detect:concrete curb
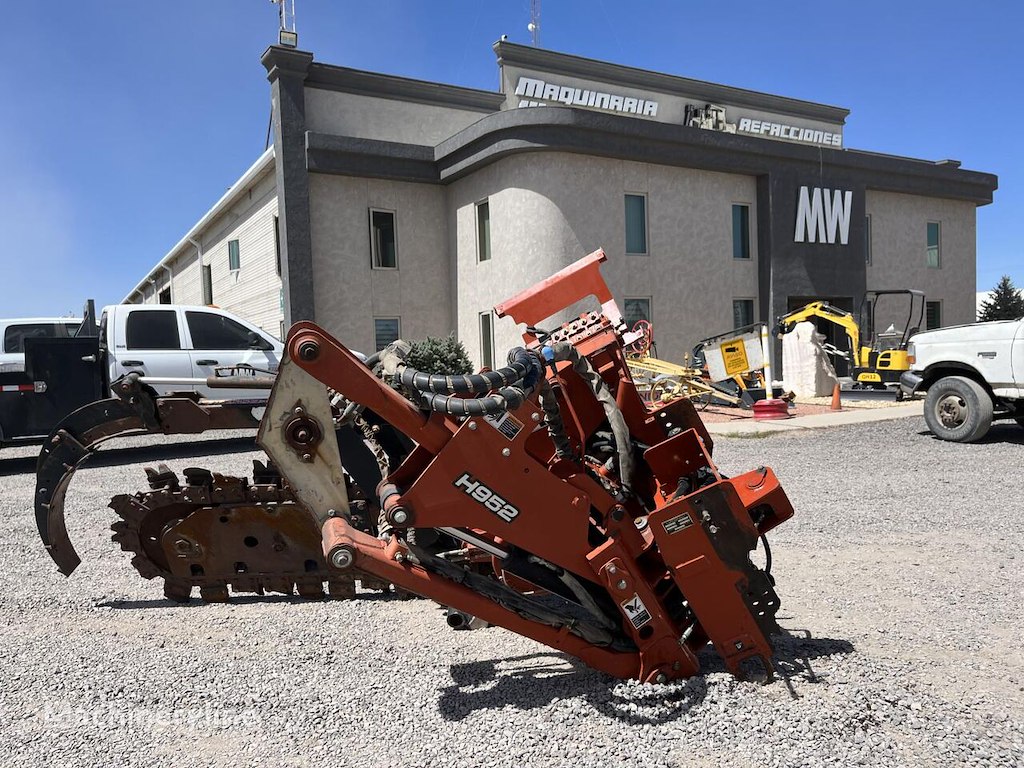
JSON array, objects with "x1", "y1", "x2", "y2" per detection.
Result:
[{"x1": 704, "y1": 401, "x2": 924, "y2": 437}]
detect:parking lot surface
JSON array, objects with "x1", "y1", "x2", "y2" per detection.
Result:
[{"x1": 1, "y1": 418, "x2": 1021, "y2": 767}]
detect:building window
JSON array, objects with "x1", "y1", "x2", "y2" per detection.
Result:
[
  {"x1": 374, "y1": 317, "x2": 400, "y2": 351},
  {"x1": 126, "y1": 310, "x2": 180, "y2": 350},
  {"x1": 476, "y1": 200, "x2": 491, "y2": 263},
  {"x1": 479, "y1": 311, "x2": 494, "y2": 369},
  {"x1": 370, "y1": 209, "x2": 398, "y2": 269},
  {"x1": 732, "y1": 204, "x2": 750, "y2": 260},
  {"x1": 864, "y1": 214, "x2": 872, "y2": 265},
  {"x1": 624, "y1": 194, "x2": 648, "y2": 255},
  {"x1": 926, "y1": 301, "x2": 942, "y2": 330},
  {"x1": 926, "y1": 222, "x2": 941, "y2": 268},
  {"x1": 158, "y1": 287, "x2": 171, "y2": 304},
  {"x1": 202, "y1": 265, "x2": 213, "y2": 305},
  {"x1": 274, "y1": 216, "x2": 281, "y2": 276},
  {"x1": 623, "y1": 297, "x2": 651, "y2": 329},
  {"x1": 228, "y1": 239, "x2": 240, "y2": 271},
  {"x1": 733, "y1": 299, "x2": 754, "y2": 330}
]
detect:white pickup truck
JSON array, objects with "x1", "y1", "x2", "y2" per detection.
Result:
[
  {"x1": 0, "y1": 317, "x2": 82, "y2": 372},
  {"x1": 900, "y1": 318, "x2": 1024, "y2": 442},
  {"x1": 99, "y1": 303, "x2": 283, "y2": 399},
  {"x1": 0, "y1": 303, "x2": 283, "y2": 447}
]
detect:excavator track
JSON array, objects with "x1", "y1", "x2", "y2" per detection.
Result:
[{"x1": 109, "y1": 462, "x2": 391, "y2": 603}]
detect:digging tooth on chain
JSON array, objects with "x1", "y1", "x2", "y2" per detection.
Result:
[{"x1": 109, "y1": 467, "x2": 394, "y2": 603}]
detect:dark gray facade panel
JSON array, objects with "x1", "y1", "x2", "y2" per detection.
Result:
[
  {"x1": 755, "y1": 174, "x2": 773, "y2": 324},
  {"x1": 767, "y1": 172, "x2": 868, "y2": 314},
  {"x1": 306, "y1": 63, "x2": 505, "y2": 112},
  {"x1": 306, "y1": 133, "x2": 439, "y2": 183},
  {"x1": 494, "y1": 41, "x2": 850, "y2": 125},
  {"x1": 263, "y1": 46, "x2": 316, "y2": 324},
  {"x1": 305, "y1": 106, "x2": 996, "y2": 206},
  {"x1": 434, "y1": 108, "x2": 996, "y2": 202}
]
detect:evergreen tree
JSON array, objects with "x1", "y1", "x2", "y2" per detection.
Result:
[
  {"x1": 406, "y1": 333, "x2": 473, "y2": 374},
  {"x1": 978, "y1": 275, "x2": 1024, "y2": 322}
]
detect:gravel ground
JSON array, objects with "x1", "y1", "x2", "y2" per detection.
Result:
[{"x1": 1, "y1": 418, "x2": 1022, "y2": 767}]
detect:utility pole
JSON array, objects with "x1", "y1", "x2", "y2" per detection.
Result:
[{"x1": 271, "y1": 0, "x2": 298, "y2": 47}]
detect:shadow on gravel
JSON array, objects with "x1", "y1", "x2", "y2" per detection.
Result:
[
  {"x1": 0, "y1": 436, "x2": 259, "y2": 477},
  {"x1": 439, "y1": 631, "x2": 855, "y2": 721},
  {"x1": 771, "y1": 628, "x2": 855, "y2": 699},
  {"x1": 916, "y1": 423, "x2": 1024, "y2": 445},
  {"x1": 95, "y1": 587, "x2": 411, "y2": 610},
  {"x1": 439, "y1": 652, "x2": 706, "y2": 724},
  {"x1": 97, "y1": 594, "x2": 306, "y2": 610}
]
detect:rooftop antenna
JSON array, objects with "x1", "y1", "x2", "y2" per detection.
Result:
[
  {"x1": 271, "y1": 0, "x2": 298, "y2": 48},
  {"x1": 528, "y1": 0, "x2": 540, "y2": 47}
]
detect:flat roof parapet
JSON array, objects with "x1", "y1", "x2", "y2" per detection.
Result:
[{"x1": 494, "y1": 40, "x2": 850, "y2": 125}]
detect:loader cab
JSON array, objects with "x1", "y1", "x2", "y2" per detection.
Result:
[
  {"x1": 858, "y1": 290, "x2": 925, "y2": 359},
  {"x1": 855, "y1": 289, "x2": 925, "y2": 384}
]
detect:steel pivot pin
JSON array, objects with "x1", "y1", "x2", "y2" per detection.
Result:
[{"x1": 330, "y1": 547, "x2": 354, "y2": 570}]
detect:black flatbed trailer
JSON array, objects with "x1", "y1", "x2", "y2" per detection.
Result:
[{"x1": 0, "y1": 302, "x2": 104, "y2": 448}]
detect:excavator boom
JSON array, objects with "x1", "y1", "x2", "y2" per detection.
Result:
[{"x1": 774, "y1": 301, "x2": 863, "y2": 368}]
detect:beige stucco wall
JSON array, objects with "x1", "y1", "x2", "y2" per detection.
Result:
[
  {"x1": 449, "y1": 152, "x2": 759, "y2": 366},
  {"x1": 308, "y1": 174, "x2": 452, "y2": 354},
  {"x1": 305, "y1": 89, "x2": 489, "y2": 146},
  {"x1": 866, "y1": 190, "x2": 977, "y2": 331}
]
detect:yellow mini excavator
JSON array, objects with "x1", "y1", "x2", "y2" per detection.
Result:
[{"x1": 774, "y1": 289, "x2": 925, "y2": 389}]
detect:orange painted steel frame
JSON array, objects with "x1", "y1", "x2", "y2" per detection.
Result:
[{"x1": 290, "y1": 249, "x2": 794, "y2": 683}]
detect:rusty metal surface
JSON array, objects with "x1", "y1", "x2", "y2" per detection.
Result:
[
  {"x1": 35, "y1": 375, "x2": 262, "y2": 575},
  {"x1": 278, "y1": 250, "x2": 796, "y2": 684},
  {"x1": 109, "y1": 466, "x2": 383, "y2": 602},
  {"x1": 153, "y1": 397, "x2": 261, "y2": 433},
  {"x1": 205, "y1": 375, "x2": 278, "y2": 390}
]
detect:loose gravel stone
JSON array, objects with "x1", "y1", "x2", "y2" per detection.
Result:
[{"x1": 0, "y1": 418, "x2": 1021, "y2": 767}]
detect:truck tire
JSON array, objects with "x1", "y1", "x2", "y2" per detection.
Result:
[{"x1": 923, "y1": 376, "x2": 993, "y2": 443}]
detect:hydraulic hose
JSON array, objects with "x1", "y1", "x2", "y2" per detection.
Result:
[
  {"x1": 544, "y1": 341, "x2": 634, "y2": 494},
  {"x1": 417, "y1": 386, "x2": 528, "y2": 417},
  {"x1": 398, "y1": 358, "x2": 532, "y2": 395},
  {"x1": 538, "y1": 381, "x2": 573, "y2": 459},
  {"x1": 384, "y1": 345, "x2": 543, "y2": 417}
]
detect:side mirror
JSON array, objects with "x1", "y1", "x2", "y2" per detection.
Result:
[{"x1": 248, "y1": 331, "x2": 275, "y2": 351}]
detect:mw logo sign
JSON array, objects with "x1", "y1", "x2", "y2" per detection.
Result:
[{"x1": 794, "y1": 186, "x2": 853, "y2": 245}]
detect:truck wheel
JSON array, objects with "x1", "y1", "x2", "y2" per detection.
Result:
[{"x1": 923, "y1": 376, "x2": 993, "y2": 443}]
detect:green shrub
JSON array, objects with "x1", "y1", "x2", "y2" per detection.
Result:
[{"x1": 406, "y1": 334, "x2": 474, "y2": 374}]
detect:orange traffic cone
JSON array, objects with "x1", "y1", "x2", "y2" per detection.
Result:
[{"x1": 830, "y1": 382, "x2": 842, "y2": 411}]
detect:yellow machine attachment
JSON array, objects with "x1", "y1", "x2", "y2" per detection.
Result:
[
  {"x1": 626, "y1": 355, "x2": 752, "y2": 407},
  {"x1": 625, "y1": 320, "x2": 760, "y2": 408},
  {"x1": 774, "y1": 290, "x2": 925, "y2": 388}
]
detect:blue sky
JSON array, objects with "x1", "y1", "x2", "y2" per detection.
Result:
[{"x1": 2, "y1": 1, "x2": 1020, "y2": 316}]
